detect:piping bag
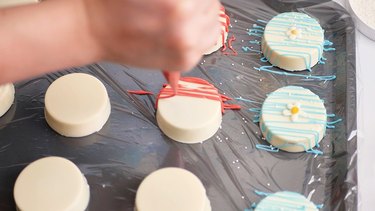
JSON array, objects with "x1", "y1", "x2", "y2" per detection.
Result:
[
  {"x1": 162, "y1": 71, "x2": 180, "y2": 94},
  {"x1": 161, "y1": 4, "x2": 225, "y2": 94}
]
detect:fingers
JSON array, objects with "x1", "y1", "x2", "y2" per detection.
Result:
[
  {"x1": 162, "y1": 0, "x2": 222, "y2": 71},
  {"x1": 88, "y1": 0, "x2": 225, "y2": 72},
  {"x1": 180, "y1": 0, "x2": 221, "y2": 55},
  {"x1": 194, "y1": 0, "x2": 222, "y2": 54}
]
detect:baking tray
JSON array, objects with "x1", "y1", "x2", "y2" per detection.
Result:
[{"x1": 0, "y1": 0, "x2": 356, "y2": 210}]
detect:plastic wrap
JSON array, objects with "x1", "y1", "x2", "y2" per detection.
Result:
[{"x1": 0, "y1": 0, "x2": 356, "y2": 210}]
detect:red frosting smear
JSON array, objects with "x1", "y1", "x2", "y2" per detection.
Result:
[
  {"x1": 220, "y1": 6, "x2": 230, "y2": 51},
  {"x1": 156, "y1": 77, "x2": 240, "y2": 113},
  {"x1": 219, "y1": 6, "x2": 237, "y2": 56},
  {"x1": 223, "y1": 35, "x2": 238, "y2": 56},
  {"x1": 127, "y1": 90, "x2": 153, "y2": 95}
]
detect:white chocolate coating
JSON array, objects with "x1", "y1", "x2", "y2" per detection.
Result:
[
  {"x1": 262, "y1": 12, "x2": 324, "y2": 71},
  {"x1": 14, "y1": 157, "x2": 90, "y2": 211},
  {"x1": 135, "y1": 168, "x2": 211, "y2": 211},
  {"x1": 204, "y1": 8, "x2": 229, "y2": 55},
  {"x1": 0, "y1": 0, "x2": 39, "y2": 8},
  {"x1": 156, "y1": 79, "x2": 222, "y2": 144},
  {"x1": 260, "y1": 86, "x2": 327, "y2": 152},
  {"x1": 45, "y1": 73, "x2": 111, "y2": 137},
  {"x1": 0, "y1": 83, "x2": 15, "y2": 117},
  {"x1": 204, "y1": 31, "x2": 228, "y2": 55},
  {"x1": 255, "y1": 191, "x2": 318, "y2": 211}
]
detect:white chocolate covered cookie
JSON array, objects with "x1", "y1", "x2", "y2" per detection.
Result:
[
  {"x1": 14, "y1": 157, "x2": 90, "y2": 211},
  {"x1": 0, "y1": 83, "x2": 15, "y2": 118},
  {"x1": 260, "y1": 86, "x2": 327, "y2": 152},
  {"x1": 156, "y1": 77, "x2": 223, "y2": 143},
  {"x1": 0, "y1": 0, "x2": 39, "y2": 8},
  {"x1": 255, "y1": 191, "x2": 318, "y2": 211},
  {"x1": 204, "y1": 6, "x2": 230, "y2": 55},
  {"x1": 262, "y1": 12, "x2": 324, "y2": 71},
  {"x1": 45, "y1": 73, "x2": 111, "y2": 137},
  {"x1": 135, "y1": 168, "x2": 211, "y2": 211}
]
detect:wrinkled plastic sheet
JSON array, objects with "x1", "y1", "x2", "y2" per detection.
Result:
[{"x1": 0, "y1": 0, "x2": 356, "y2": 210}]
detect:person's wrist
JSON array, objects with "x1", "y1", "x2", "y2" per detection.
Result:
[{"x1": 74, "y1": 0, "x2": 104, "y2": 63}]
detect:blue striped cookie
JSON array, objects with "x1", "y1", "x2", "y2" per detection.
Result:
[
  {"x1": 260, "y1": 86, "x2": 327, "y2": 152},
  {"x1": 255, "y1": 191, "x2": 318, "y2": 211},
  {"x1": 262, "y1": 12, "x2": 324, "y2": 71}
]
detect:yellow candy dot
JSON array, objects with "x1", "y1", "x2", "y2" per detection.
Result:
[
  {"x1": 291, "y1": 29, "x2": 299, "y2": 35},
  {"x1": 291, "y1": 106, "x2": 299, "y2": 114}
]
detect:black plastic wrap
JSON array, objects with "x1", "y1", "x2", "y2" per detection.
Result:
[{"x1": 0, "y1": 0, "x2": 356, "y2": 210}]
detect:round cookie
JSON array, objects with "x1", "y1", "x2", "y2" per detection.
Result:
[
  {"x1": 204, "y1": 6, "x2": 230, "y2": 55},
  {"x1": 261, "y1": 12, "x2": 324, "y2": 71},
  {"x1": 14, "y1": 157, "x2": 90, "y2": 211},
  {"x1": 156, "y1": 77, "x2": 223, "y2": 144},
  {"x1": 0, "y1": 83, "x2": 15, "y2": 118},
  {"x1": 135, "y1": 168, "x2": 211, "y2": 211},
  {"x1": 45, "y1": 73, "x2": 111, "y2": 137},
  {"x1": 0, "y1": 0, "x2": 39, "y2": 8},
  {"x1": 260, "y1": 86, "x2": 327, "y2": 152},
  {"x1": 255, "y1": 191, "x2": 318, "y2": 211}
]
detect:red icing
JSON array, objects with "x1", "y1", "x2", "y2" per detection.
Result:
[
  {"x1": 162, "y1": 70, "x2": 180, "y2": 94},
  {"x1": 218, "y1": 6, "x2": 237, "y2": 56},
  {"x1": 223, "y1": 35, "x2": 238, "y2": 56},
  {"x1": 127, "y1": 90, "x2": 153, "y2": 95},
  {"x1": 220, "y1": 6, "x2": 230, "y2": 50},
  {"x1": 156, "y1": 77, "x2": 240, "y2": 113}
]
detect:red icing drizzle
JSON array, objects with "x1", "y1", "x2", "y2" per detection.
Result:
[
  {"x1": 220, "y1": 6, "x2": 230, "y2": 51},
  {"x1": 223, "y1": 35, "x2": 238, "y2": 56},
  {"x1": 127, "y1": 90, "x2": 153, "y2": 95},
  {"x1": 219, "y1": 6, "x2": 237, "y2": 56},
  {"x1": 156, "y1": 77, "x2": 240, "y2": 113}
]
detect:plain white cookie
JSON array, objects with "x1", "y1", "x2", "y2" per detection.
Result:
[
  {"x1": 156, "y1": 79, "x2": 222, "y2": 144},
  {"x1": 45, "y1": 73, "x2": 111, "y2": 137},
  {"x1": 0, "y1": 0, "x2": 39, "y2": 8},
  {"x1": 262, "y1": 12, "x2": 324, "y2": 71},
  {"x1": 0, "y1": 83, "x2": 15, "y2": 118},
  {"x1": 14, "y1": 157, "x2": 90, "y2": 211},
  {"x1": 135, "y1": 168, "x2": 211, "y2": 211}
]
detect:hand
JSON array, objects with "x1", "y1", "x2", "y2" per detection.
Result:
[{"x1": 83, "y1": 0, "x2": 222, "y2": 71}]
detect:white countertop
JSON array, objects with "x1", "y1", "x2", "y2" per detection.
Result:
[
  {"x1": 333, "y1": 0, "x2": 374, "y2": 210},
  {"x1": 356, "y1": 24, "x2": 374, "y2": 211}
]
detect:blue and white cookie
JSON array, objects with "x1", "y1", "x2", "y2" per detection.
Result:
[
  {"x1": 262, "y1": 12, "x2": 324, "y2": 71},
  {"x1": 260, "y1": 86, "x2": 327, "y2": 152},
  {"x1": 255, "y1": 191, "x2": 318, "y2": 211}
]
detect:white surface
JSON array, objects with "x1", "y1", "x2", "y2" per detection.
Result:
[
  {"x1": 14, "y1": 157, "x2": 90, "y2": 211},
  {"x1": 333, "y1": 0, "x2": 373, "y2": 210},
  {"x1": 0, "y1": 83, "x2": 15, "y2": 117},
  {"x1": 260, "y1": 86, "x2": 326, "y2": 152},
  {"x1": 135, "y1": 168, "x2": 211, "y2": 211},
  {"x1": 355, "y1": 25, "x2": 374, "y2": 211},
  {"x1": 156, "y1": 79, "x2": 222, "y2": 144},
  {"x1": 45, "y1": 73, "x2": 111, "y2": 137}
]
